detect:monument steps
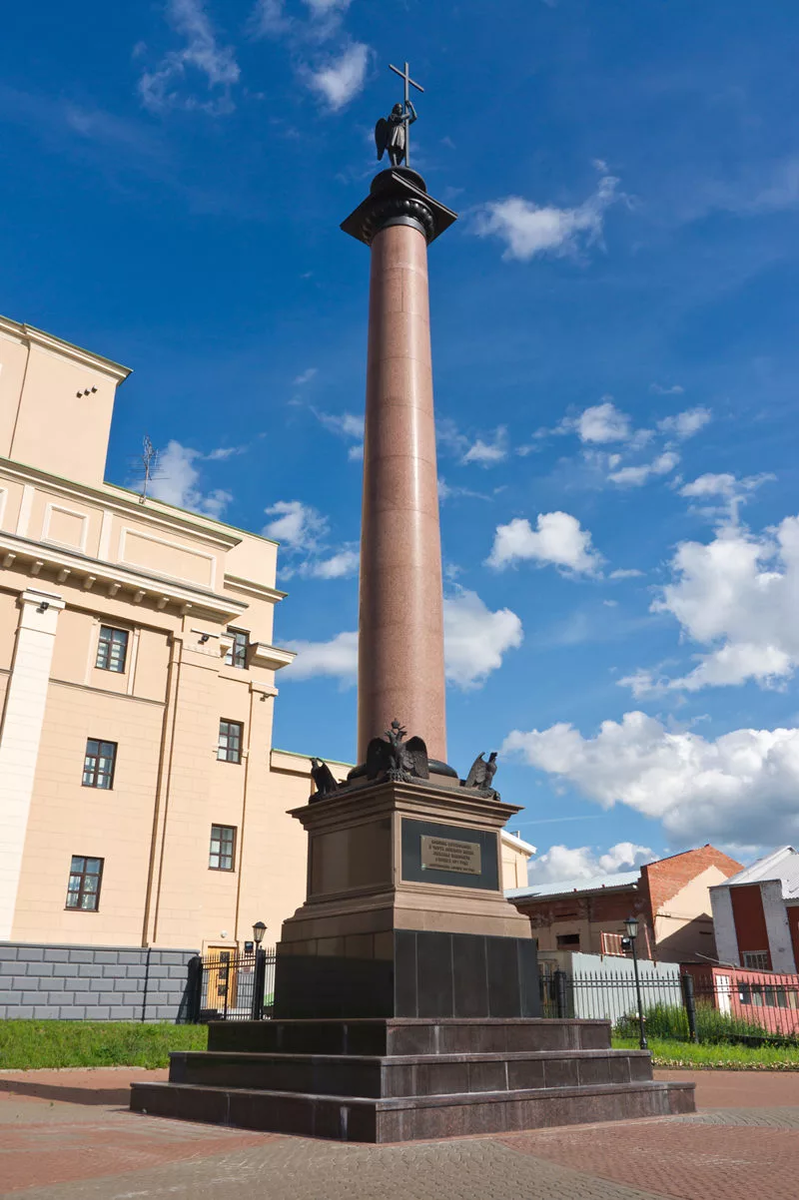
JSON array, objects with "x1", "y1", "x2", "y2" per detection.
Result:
[
  {"x1": 167, "y1": 1047, "x2": 655, "y2": 1097},
  {"x1": 130, "y1": 1078, "x2": 694, "y2": 1143},
  {"x1": 130, "y1": 1018, "x2": 694, "y2": 1141}
]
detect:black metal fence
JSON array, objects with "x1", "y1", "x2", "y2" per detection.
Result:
[
  {"x1": 539, "y1": 966, "x2": 799, "y2": 1044},
  {"x1": 184, "y1": 947, "x2": 276, "y2": 1022}
]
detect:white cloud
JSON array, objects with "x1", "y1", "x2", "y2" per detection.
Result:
[
  {"x1": 657, "y1": 407, "x2": 712, "y2": 440},
  {"x1": 284, "y1": 591, "x2": 522, "y2": 689},
  {"x1": 650, "y1": 383, "x2": 684, "y2": 396},
  {"x1": 678, "y1": 471, "x2": 774, "y2": 523},
  {"x1": 609, "y1": 451, "x2": 680, "y2": 487},
  {"x1": 348, "y1": 443, "x2": 364, "y2": 462},
  {"x1": 527, "y1": 842, "x2": 653, "y2": 885},
  {"x1": 293, "y1": 367, "x2": 318, "y2": 385},
  {"x1": 148, "y1": 440, "x2": 233, "y2": 518},
  {"x1": 262, "y1": 499, "x2": 328, "y2": 550},
  {"x1": 301, "y1": 548, "x2": 359, "y2": 579},
  {"x1": 487, "y1": 512, "x2": 603, "y2": 574},
  {"x1": 503, "y1": 710, "x2": 799, "y2": 845},
  {"x1": 138, "y1": 0, "x2": 240, "y2": 115},
  {"x1": 247, "y1": 0, "x2": 289, "y2": 37},
  {"x1": 558, "y1": 400, "x2": 632, "y2": 444},
  {"x1": 473, "y1": 174, "x2": 620, "y2": 262},
  {"x1": 462, "y1": 426, "x2": 509, "y2": 466},
  {"x1": 311, "y1": 408, "x2": 364, "y2": 459},
  {"x1": 303, "y1": 41, "x2": 369, "y2": 109},
  {"x1": 443, "y1": 589, "x2": 523, "y2": 688},
  {"x1": 303, "y1": 0, "x2": 351, "y2": 13},
  {"x1": 285, "y1": 630, "x2": 358, "y2": 682},
  {"x1": 609, "y1": 568, "x2": 645, "y2": 580}
]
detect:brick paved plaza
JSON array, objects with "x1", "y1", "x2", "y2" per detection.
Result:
[{"x1": 0, "y1": 1067, "x2": 797, "y2": 1199}]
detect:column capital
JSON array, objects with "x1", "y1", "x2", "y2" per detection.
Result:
[{"x1": 341, "y1": 169, "x2": 457, "y2": 247}]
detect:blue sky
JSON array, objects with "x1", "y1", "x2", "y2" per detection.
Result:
[{"x1": 4, "y1": 0, "x2": 799, "y2": 881}]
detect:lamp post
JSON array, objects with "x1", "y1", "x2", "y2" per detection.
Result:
[
  {"x1": 624, "y1": 914, "x2": 648, "y2": 1051},
  {"x1": 251, "y1": 921, "x2": 267, "y2": 1022}
]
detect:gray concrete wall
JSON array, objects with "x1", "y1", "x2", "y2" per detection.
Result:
[{"x1": 0, "y1": 943, "x2": 197, "y2": 1021}]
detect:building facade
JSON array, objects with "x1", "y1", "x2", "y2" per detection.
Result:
[
  {"x1": 710, "y1": 846, "x2": 799, "y2": 973},
  {"x1": 0, "y1": 315, "x2": 534, "y2": 979},
  {"x1": 0, "y1": 315, "x2": 330, "y2": 958},
  {"x1": 509, "y1": 845, "x2": 743, "y2": 964}
]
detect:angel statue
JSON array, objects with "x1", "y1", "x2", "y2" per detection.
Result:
[
  {"x1": 375, "y1": 100, "x2": 417, "y2": 168},
  {"x1": 366, "y1": 719, "x2": 429, "y2": 783},
  {"x1": 462, "y1": 752, "x2": 499, "y2": 800}
]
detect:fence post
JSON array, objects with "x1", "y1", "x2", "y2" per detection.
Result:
[
  {"x1": 184, "y1": 955, "x2": 203, "y2": 1024},
  {"x1": 554, "y1": 969, "x2": 568, "y2": 1019},
  {"x1": 681, "y1": 973, "x2": 698, "y2": 1043},
  {"x1": 251, "y1": 948, "x2": 267, "y2": 1021}
]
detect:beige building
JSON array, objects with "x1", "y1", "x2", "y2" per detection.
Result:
[{"x1": 0, "y1": 315, "x2": 533, "y2": 964}]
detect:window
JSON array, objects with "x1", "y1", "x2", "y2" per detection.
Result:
[
  {"x1": 224, "y1": 629, "x2": 249, "y2": 669},
  {"x1": 217, "y1": 720, "x2": 243, "y2": 763},
  {"x1": 556, "y1": 933, "x2": 580, "y2": 949},
  {"x1": 65, "y1": 856, "x2": 103, "y2": 910},
  {"x1": 743, "y1": 950, "x2": 770, "y2": 971},
  {"x1": 95, "y1": 626, "x2": 129, "y2": 673},
  {"x1": 82, "y1": 739, "x2": 117, "y2": 789},
  {"x1": 209, "y1": 824, "x2": 236, "y2": 871}
]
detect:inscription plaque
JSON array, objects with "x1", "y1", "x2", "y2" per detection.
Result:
[{"x1": 421, "y1": 834, "x2": 481, "y2": 875}]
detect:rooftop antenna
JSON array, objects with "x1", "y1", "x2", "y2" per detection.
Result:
[{"x1": 132, "y1": 435, "x2": 163, "y2": 504}]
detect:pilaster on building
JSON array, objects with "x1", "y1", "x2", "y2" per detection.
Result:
[{"x1": 0, "y1": 314, "x2": 312, "y2": 963}]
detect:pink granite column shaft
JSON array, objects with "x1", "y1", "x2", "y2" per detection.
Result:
[{"x1": 357, "y1": 221, "x2": 447, "y2": 763}]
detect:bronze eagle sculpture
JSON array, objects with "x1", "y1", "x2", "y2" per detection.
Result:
[
  {"x1": 366, "y1": 719, "x2": 429, "y2": 782},
  {"x1": 310, "y1": 757, "x2": 339, "y2": 801},
  {"x1": 463, "y1": 751, "x2": 499, "y2": 799}
]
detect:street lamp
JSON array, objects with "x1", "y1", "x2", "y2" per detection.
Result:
[
  {"x1": 250, "y1": 921, "x2": 267, "y2": 1021},
  {"x1": 624, "y1": 914, "x2": 648, "y2": 1051}
]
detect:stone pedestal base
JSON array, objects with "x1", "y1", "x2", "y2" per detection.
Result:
[{"x1": 130, "y1": 1016, "x2": 695, "y2": 1142}]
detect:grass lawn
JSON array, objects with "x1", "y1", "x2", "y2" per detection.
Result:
[
  {"x1": 613, "y1": 1035, "x2": 799, "y2": 1070},
  {"x1": 0, "y1": 1021, "x2": 208, "y2": 1070}
]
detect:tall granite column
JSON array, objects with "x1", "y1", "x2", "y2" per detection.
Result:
[{"x1": 342, "y1": 170, "x2": 457, "y2": 765}]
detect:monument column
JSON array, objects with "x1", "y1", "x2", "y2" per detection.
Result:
[{"x1": 343, "y1": 169, "x2": 457, "y2": 766}]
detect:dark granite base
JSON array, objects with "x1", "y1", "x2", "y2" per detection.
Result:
[
  {"x1": 273, "y1": 930, "x2": 539, "y2": 1020},
  {"x1": 129, "y1": 1017, "x2": 696, "y2": 1143},
  {"x1": 130, "y1": 1078, "x2": 695, "y2": 1143}
]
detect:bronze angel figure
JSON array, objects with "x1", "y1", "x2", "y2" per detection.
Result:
[
  {"x1": 366, "y1": 719, "x2": 429, "y2": 782},
  {"x1": 463, "y1": 752, "x2": 499, "y2": 798},
  {"x1": 375, "y1": 100, "x2": 417, "y2": 168}
]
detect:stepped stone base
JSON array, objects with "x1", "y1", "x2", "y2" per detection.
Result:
[{"x1": 130, "y1": 1018, "x2": 695, "y2": 1143}]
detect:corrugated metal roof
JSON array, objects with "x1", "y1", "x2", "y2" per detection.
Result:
[
  {"x1": 506, "y1": 868, "x2": 641, "y2": 902},
  {"x1": 718, "y1": 845, "x2": 799, "y2": 898}
]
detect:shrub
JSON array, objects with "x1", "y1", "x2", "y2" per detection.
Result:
[{"x1": 614, "y1": 1001, "x2": 777, "y2": 1045}]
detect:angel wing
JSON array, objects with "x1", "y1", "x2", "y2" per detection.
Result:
[
  {"x1": 403, "y1": 735, "x2": 429, "y2": 780},
  {"x1": 375, "y1": 117, "x2": 389, "y2": 161},
  {"x1": 465, "y1": 753, "x2": 488, "y2": 789},
  {"x1": 366, "y1": 736, "x2": 391, "y2": 780}
]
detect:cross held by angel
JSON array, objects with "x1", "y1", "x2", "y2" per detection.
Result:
[{"x1": 375, "y1": 61, "x2": 423, "y2": 169}]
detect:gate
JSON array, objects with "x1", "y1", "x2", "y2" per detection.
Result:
[{"x1": 194, "y1": 946, "x2": 276, "y2": 1021}]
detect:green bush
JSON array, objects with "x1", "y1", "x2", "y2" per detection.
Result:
[
  {"x1": 0, "y1": 1020, "x2": 207, "y2": 1070},
  {"x1": 614, "y1": 1001, "x2": 777, "y2": 1045}
]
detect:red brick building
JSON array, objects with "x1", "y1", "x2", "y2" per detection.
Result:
[
  {"x1": 508, "y1": 845, "x2": 743, "y2": 963},
  {"x1": 710, "y1": 846, "x2": 799, "y2": 973}
]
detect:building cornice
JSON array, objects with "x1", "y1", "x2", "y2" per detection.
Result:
[
  {"x1": 0, "y1": 459, "x2": 242, "y2": 551},
  {"x1": 0, "y1": 531, "x2": 247, "y2": 623},
  {"x1": 224, "y1": 574, "x2": 287, "y2": 605},
  {"x1": 251, "y1": 642, "x2": 296, "y2": 671},
  {"x1": 0, "y1": 315, "x2": 131, "y2": 382}
]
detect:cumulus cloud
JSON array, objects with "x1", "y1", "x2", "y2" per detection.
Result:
[
  {"x1": 526, "y1": 842, "x2": 653, "y2": 885},
  {"x1": 284, "y1": 630, "x2": 358, "y2": 681},
  {"x1": 620, "y1": 514, "x2": 799, "y2": 694},
  {"x1": 138, "y1": 0, "x2": 240, "y2": 115},
  {"x1": 443, "y1": 589, "x2": 523, "y2": 688},
  {"x1": 462, "y1": 426, "x2": 509, "y2": 466},
  {"x1": 148, "y1": 440, "x2": 234, "y2": 518},
  {"x1": 311, "y1": 408, "x2": 364, "y2": 459},
  {"x1": 657, "y1": 407, "x2": 712, "y2": 440},
  {"x1": 487, "y1": 512, "x2": 603, "y2": 575},
  {"x1": 300, "y1": 548, "x2": 359, "y2": 579},
  {"x1": 503, "y1": 710, "x2": 799, "y2": 845},
  {"x1": 303, "y1": 41, "x2": 370, "y2": 109},
  {"x1": 650, "y1": 383, "x2": 684, "y2": 396},
  {"x1": 293, "y1": 367, "x2": 318, "y2": 385},
  {"x1": 262, "y1": 499, "x2": 328, "y2": 551},
  {"x1": 678, "y1": 471, "x2": 774, "y2": 523},
  {"x1": 557, "y1": 400, "x2": 632, "y2": 444},
  {"x1": 284, "y1": 591, "x2": 522, "y2": 689},
  {"x1": 609, "y1": 568, "x2": 645, "y2": 580},
  {"x1": 608, "y1": 450, "x2": 680, "y2": 487},
  {"x1": 247, "y1": 0, "x2": 289, "y2": 36},
  {"x1": 474, "y1": 173, "x2": 621, "y2": 262}
]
